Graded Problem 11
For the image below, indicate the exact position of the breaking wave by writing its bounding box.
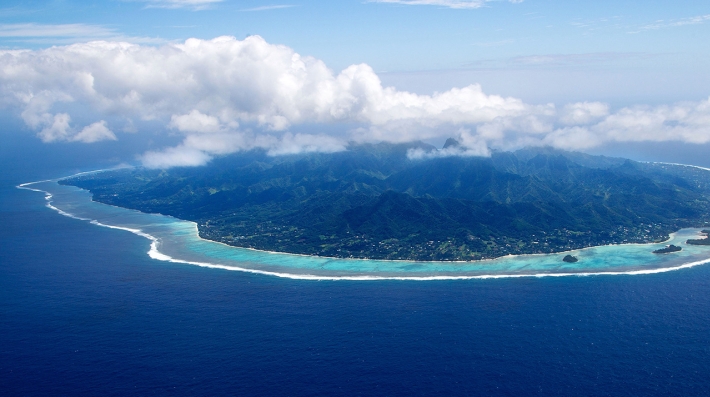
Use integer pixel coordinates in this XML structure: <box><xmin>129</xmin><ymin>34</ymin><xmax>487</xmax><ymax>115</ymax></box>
<box><xmin>17</xmin><ymin>171</ymin><xmax>710</xmax><ymax>281</ymax></box>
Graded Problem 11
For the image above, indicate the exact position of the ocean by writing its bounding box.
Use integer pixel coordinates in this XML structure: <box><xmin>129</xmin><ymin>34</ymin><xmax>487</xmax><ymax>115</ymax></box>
<box><xmin>19</xmin><ymin>178</ymin><xmax>710</xmax><ymax>279</ymax></box>
<box><xmin>2</xmin><ymin>141</ymin><xmax>710</xmax><ymax>395</ymax></box>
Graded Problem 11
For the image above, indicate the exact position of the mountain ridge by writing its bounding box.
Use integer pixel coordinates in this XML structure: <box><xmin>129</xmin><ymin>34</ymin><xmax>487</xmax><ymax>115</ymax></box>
<box><xmin>61</xmin><ymin>142</ymin><xmax>710</xmax><ymax>260</ymax></box>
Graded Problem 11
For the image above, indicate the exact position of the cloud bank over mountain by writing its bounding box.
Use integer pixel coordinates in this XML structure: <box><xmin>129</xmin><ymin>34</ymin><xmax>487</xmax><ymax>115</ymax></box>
<box><xmin>0</xmin><ymin>35</ymin><xmax>708</xmax><ymax>167</ymax></box>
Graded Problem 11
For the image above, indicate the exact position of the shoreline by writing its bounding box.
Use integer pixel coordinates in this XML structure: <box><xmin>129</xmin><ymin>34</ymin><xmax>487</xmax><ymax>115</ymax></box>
<box><xmin>36</xmin><ymin>177</ymin><xmax>683</xmax><ymax>265</ymax></box>
<box><xmin>191</xmin><ymin>222</ymin><xmax>678</xmax><ymax>265</ymax></box>
<box><xmin>646</xmin><ymin>161</ymin><xmax>710</xmax><ymax>172</ymax></box>
<box><xmin>15</xmin><ymin>169</ymin><xmax>710</xmax><ymax>280</ymax></box>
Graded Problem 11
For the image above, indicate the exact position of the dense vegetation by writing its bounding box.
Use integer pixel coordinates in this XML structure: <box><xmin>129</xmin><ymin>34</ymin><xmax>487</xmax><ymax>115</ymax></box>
<box><xmin>687</xmin><ymin>230</ymin><xmax>710</xmax><ymax>245</ymax></box>
<box><xmin>653</xmin><ymin>245</ymin><xmax>683</xmax><ymax>254</ymax></box>
<box><xmin>61</xmin><ymin>142</ymin><xmax>710</xmax><ymax>260</ymax></box>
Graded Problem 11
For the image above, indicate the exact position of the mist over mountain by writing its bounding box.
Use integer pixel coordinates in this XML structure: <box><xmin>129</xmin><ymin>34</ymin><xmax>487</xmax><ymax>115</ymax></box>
<box><xmin>63</xmin><ymin>142</ymin><xmax>710</xmax><ymax>261</ymax></box>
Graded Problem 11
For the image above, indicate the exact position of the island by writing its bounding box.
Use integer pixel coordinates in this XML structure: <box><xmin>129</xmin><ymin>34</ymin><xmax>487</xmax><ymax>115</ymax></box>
<box><xmin>686</xmin><ymin>230</ymin><xmax>710</xmax><ymax>245</ymax></box>
<box><xmin>653</xmin><ymin>245</ymin><xmax>683</xmax><ymax>254</ymax></box>
<box><xmin>563</xmin><ymin>255</ymin><xmax>579</xmax><ymax>263</ymax></box>
<box><xmin>60</xmin><ymin>143</ymin><xmax>710</xmax><ymax>261</ymax></box>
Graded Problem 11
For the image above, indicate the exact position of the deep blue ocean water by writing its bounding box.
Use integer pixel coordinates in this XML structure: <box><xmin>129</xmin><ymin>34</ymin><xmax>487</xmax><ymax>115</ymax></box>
<box><xmin>2</xmin><ymin>137</ymin><xmax>710</xmax><ymax>395</ymax></box>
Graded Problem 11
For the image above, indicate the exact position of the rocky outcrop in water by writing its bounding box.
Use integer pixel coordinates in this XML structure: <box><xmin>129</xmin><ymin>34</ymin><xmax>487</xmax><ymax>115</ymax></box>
<box><xmin>653</xmin><ymin>245</ymin><xmax>682</xmax><ymax>254</ymax></box>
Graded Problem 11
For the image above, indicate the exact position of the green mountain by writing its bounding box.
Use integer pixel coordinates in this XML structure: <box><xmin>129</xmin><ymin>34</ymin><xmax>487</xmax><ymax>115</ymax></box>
<box><xmin>61</xmin><ymin>142</ymin><xmax>710</xmax><ymax>260</ymax></box>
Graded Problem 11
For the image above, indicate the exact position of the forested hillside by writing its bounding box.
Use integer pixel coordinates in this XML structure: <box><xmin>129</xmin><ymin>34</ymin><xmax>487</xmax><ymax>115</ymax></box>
<box><xmin>62</xmin><ymin>142</ymin><xmax>710</xmax><ymax>260</ymax></box>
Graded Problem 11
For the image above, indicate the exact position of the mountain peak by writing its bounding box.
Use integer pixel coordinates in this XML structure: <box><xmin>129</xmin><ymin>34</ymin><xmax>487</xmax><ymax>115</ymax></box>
<box><xmin>442</xmin><ymin>138</ymin><xmax>461</xmax><ymax>149</ymax></box>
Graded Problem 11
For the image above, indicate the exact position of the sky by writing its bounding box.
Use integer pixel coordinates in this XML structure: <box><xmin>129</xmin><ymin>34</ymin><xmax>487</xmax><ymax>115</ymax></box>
<box><xmin>0</xmin><ymin>0</ymin><xmax>709</xmax><ymax>167</ymax></box>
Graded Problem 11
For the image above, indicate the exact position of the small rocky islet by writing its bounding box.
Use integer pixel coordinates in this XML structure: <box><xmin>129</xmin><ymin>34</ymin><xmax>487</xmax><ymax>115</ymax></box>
<box><xmin>652</xmin><ymin>244</ymin><xmax>683</xmax><ymax>254</ymax></box>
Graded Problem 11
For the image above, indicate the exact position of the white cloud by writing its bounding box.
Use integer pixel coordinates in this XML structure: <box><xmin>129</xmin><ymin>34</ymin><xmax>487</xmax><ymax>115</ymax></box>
<box><xmin>592</xmin><ymin>100</ymin><xmax>710</xmax><ymax>144</ymax></box>
<box><xmin>142</xmin><ymin>131</ymin><xmax>347</xmax><ymax>168</ymax></box>
<box><xmin>240</xmin><ymin>5</ymin><xmax>295</xmax><ymax>12</ymax></box>
<box><xmin>0</xmin><ymin>23</ymin><xmax>165</xmax><ymax>45</ymax></box>
<box><xmin>71</xmin><ymin>120</ymin><xmax>117</xmax><ymax>143</ymax></box>
<box><xmin>169</xmin><ymin>110</ymin><xmax>225</xmax><ymax>133</ymax></box>
<box><xmin>0</xmin><ymin>35</ymin><xmax>539</xmax><ymax>165</ymax></box>
<box><xmin>33</xmin><ymin>113</ymin><xmax>117</xmax><ymax>144</ymax></box>
<box><xmin>0</xmin><ymin>23</ymin><xmax>116</xmax><ymax>38</ymax></box>
<box><xmin>266</xmin><ymin>132</ymin><xmax>346</xmax><ymax>156</ymax></box>
<box><xmin>0</xmin><ymin>35</ymin><xmax>709</xmax><ymax>167</ymax></box>
<box><xmin>464</xmin><ymin>52</ymin><xmax>653</xmax><ymax>71</ymax></box>
<box><xmin>139</xmin><ymin>0</ymin><xmax>222</xmax><ymax>10</ymax></box>
<box><xmin>141</xmin><ymin>146</ymin><xmax>214</xmax><ymax>168</ymax></box>
<box><xmin>634</xmin><ymin>14</ymin><xmax>710</xmax><ymax>33</ymax></box>
<box><xmin>559</xmin><ymin>102</ymin><xmax>609</xmax><ymax>125</ymax></box>
<box><xmin>541</xmin><ymin>126</ymin><xmax>601</xmax><ymax>151</ymax></box>
<box><xmin>370</xmin><ymin>0</ymin><xmax>522</xmax><ymax>9</ymax></box>
<box><xmin>38</xmin><ymin>113</ymin><xmax>72</xmax><ymax>143</ymax></box>
<box><xmin>408</xmin><ymin>129</ymin><xmax>491</xmax><ymax>159</ymax></box>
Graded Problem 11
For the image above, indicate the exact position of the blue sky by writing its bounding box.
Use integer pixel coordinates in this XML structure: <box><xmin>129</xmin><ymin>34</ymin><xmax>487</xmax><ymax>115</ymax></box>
<box><xmin>3</xmin><ymin>0</ymin><xmax>708</xmax><ymax>99</ymax></box>
<box><xmin>1</xmin><ymin>0</ymin><xmax>709</xmax><ymax>166</ymax></box>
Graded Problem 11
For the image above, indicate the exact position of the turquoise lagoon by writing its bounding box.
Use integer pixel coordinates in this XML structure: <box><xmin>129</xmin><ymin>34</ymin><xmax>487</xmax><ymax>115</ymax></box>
<box><xmin>20</xmin><ymin>178</ymin><xmax>710</xmax><ymax>280</ymax></box>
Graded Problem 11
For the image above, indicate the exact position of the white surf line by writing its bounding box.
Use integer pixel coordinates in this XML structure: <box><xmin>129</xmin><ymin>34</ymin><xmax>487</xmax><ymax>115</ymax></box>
<box><xmin>17</xmin><ymin>181</ymin><xmax>93</xmax><ymax>221</ymax></box>
<box><xmin>27</xmin><ymin>190</ymin><xmax>710</xmax><ymax>281</ymax></box>
<box><xmin>56</xmin><ymin>165</ymin><xmax>135</xmax><ymax>181</ymax></box>
<box><xmin>17</xmin><ymin>165</ymin><xmax>134</xmax><ymax>189</ymax></box>
<box><xmin>17</xmin><ymin>167</ymin><xmax>135</xmax><ymax>221</ymax></box>
<box><xmin>17</xmin><ymin>179</ymin><xmax>55</xmax><ymax>188</ymax></box>
<box><xmin>141</xmin><ymin>237</ymin><xmax>710</xmax><ymax>281</ymax></box>
<box><xmin>645</xmin><ymin>161</ymin><xmax>710</xmax><ymax>172</ymax></box>
<box><xmin>89</xmin><ymin>213</ymin><xmax>710</xmax><ymax>280</ymax></box>
<box><xmin>15</xmin><ymin>167</ymin><xmax>710</xmax><ymax>281</ymax></box>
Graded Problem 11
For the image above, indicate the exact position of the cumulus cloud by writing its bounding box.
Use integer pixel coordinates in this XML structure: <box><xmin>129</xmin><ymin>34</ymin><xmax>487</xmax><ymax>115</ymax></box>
<box><xmin>141</xmin><ymin>131</ymin><xmax>347</xmax><ymax>168</ymax></box>
<box><xmin>141</xmin><ymin>146</ymin><xmax>214</xmax><ymax>168</ymax></box>
<box><xmin>408</xmin><ymin>129</ymin><xmax>491</xmax><ymax>159</ymax></box>
<box><xmin>559</xmin><ymin>102</ymin><xmax>609</xmax><ymax>125</ymax></box>
<box><xmin>541</xmin><ymin>126</ymin><xmax>602</xmax><ymax>151</ymax></box>
<box><xmin>0</xmin><ymin>35</ymin><xmax>709</xmax><ymax>167</ymax></box>
<box><xmin>536</xmin><ymin>99</ymin><xmax>710</xmax><ymax>151</ymax></box>
<box><xmin>32</xmin><ymin>112</ymin><xmax>115</xmax><ymax>143</ymax></box>
<box><xmin>593</xmin><ymin>100</ymin><xmax>710</xmax><ymax>144</ymax></box>
<box><xmin>169</xmin><ymin>110</ymin><xmax>225</xmax><ymax>134</ymax></box>
<box><xmin>266</xmin><ymin>132</ymin><xmax>347</xmax><ymax>156</ymax></box>
<box><xmin>38</xmin><ymin>113</ymin><xmax>72</xmax><ymax>143</ymax></box>
<box><xmin>71</xmin><ymin>120</ymin><xmax>117</xmax><ymax>143</ymax></box>
<box><xmin>0</xmin><ymin>36</ymin><xmax>541</xmax><ymax>166</ymax></box>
